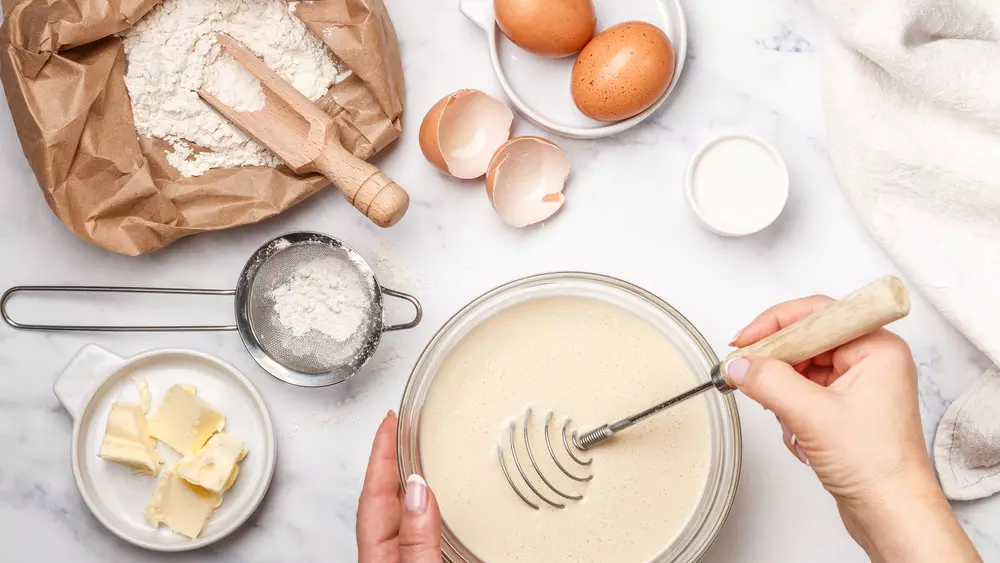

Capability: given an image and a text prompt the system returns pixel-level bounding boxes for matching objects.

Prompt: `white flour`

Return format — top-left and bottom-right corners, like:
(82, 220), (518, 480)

(122, 0), (351, 177)
(369, 240), (421, 290)
(269, 256), (369, 342)
(204, 55), (266, 112)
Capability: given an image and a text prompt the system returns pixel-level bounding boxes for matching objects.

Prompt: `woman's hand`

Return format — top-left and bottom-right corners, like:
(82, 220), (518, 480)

(729, 295), (980, 563)
(357, 411), (442, 563)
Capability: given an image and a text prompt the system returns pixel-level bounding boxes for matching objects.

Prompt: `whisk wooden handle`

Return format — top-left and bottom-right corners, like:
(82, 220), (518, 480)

(313, 143), (409, 228)
(574, 277), (911, 452)
(720, 276), (910, 387)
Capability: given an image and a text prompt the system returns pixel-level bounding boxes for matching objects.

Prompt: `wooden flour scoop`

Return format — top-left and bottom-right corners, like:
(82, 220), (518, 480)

(198, 33), (408, 228)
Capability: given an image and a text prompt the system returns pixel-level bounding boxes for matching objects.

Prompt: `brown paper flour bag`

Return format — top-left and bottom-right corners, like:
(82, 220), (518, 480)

(0, 0), (404, 255)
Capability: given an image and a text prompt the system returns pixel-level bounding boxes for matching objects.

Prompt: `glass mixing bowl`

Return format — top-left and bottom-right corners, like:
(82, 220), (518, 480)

(397, 272), (741, 562)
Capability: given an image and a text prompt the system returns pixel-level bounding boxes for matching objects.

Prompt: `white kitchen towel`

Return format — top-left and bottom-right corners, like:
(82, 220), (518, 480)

(935, 367), (1000, 500)
(812, 0), (1000, 500)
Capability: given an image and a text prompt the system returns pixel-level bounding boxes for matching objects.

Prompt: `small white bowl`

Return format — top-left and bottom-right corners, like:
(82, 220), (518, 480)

(684, 133), (789, 237)
(459, 0), (688, 139)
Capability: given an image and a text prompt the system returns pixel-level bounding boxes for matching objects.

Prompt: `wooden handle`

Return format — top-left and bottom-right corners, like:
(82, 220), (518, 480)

(721, 276), (910, 387)
(313, 141), (410, 228)
(350, 172), (410, 228)
(206, 33), (409, 228)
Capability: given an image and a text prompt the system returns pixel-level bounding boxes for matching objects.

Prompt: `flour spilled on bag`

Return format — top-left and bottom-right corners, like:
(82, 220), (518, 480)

(121, 0), (352, 177)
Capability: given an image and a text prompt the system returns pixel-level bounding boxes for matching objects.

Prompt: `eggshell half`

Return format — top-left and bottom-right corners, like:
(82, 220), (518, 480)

(419, 90), (514, 179)
(486, 137), (570, 227)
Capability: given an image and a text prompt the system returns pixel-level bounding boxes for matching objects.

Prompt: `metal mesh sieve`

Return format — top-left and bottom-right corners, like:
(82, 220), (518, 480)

(246, 241), (380, 375)
(1, 231), (422, 388)
(234, 232), (421, 387)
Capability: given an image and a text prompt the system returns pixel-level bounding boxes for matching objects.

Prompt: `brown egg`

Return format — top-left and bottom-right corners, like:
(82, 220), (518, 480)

(570, 21), (675, 122)
(494, 0), (596, 58)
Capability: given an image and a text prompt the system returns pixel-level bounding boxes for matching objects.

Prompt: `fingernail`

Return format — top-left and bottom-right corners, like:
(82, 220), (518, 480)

(779, 420), (792, 444)
(405, 474), (428, 514)
(791, 437), (809, 466)
(726, 358), (750, 386)
(728, 327), (745, 346)
(794, 444), (810, 466)
(385, 409), (395, 421)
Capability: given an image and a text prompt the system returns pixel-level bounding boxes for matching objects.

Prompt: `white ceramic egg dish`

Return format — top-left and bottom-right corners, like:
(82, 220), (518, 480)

(55, 345), (276, 552)
(459, 0), (688, 138)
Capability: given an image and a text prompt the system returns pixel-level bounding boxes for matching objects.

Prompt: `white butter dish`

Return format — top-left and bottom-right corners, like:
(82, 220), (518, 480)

(54, 345), (276, 552)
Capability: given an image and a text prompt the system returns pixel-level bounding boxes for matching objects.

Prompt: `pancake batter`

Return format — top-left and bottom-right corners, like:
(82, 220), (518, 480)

(419, 296), (712, 562)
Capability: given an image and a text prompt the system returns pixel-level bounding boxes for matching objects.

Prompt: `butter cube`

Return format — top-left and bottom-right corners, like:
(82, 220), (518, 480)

(145, 468), (221, 539)
(98, 402), (162, 475)
(222, 464), (240, 492)
(176, 433), (247, 495)
(133, 376), (152, 414)
(147, 385), (225, 455)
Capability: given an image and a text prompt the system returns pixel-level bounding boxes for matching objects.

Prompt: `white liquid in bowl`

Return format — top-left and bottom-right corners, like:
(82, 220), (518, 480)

(419, 296), (712, 562)
(686, 134), (789, 236)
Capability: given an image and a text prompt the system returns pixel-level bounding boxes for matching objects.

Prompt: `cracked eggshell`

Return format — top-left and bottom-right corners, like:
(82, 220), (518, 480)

(419, 90), (515, 180)
(486, 137), (570, 228)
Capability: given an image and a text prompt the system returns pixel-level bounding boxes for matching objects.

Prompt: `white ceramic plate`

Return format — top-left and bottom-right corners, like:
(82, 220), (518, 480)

(54, 345), (277, 552)
(459, 0), (688, 139)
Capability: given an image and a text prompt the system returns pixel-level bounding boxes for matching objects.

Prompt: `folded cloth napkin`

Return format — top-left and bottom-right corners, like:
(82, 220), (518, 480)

(935, 367), (1000, 500)
(812, 0), (1000, 500)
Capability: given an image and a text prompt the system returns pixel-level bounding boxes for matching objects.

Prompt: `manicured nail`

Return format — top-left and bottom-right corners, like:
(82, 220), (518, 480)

(385, 409), (395, 421)
(729, 327), (745, 346)
(795, 444), (809, 465)
(726, 358), (750, 386)
(790, 435), (809, 466)
(779, 420), (792, 444)
(405, 474), (428, 514)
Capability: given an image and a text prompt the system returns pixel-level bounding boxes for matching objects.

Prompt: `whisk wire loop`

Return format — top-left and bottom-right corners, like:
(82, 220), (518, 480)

(497, 407), (594, 510)
(548, 415), (593, 482)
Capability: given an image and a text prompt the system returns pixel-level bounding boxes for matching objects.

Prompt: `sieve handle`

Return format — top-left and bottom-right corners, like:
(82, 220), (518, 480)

(381, 287), (422, 332)
(1, 286), (239, 332)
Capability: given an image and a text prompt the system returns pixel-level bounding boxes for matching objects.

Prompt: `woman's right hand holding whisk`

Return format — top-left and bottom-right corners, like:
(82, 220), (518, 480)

(727, 295), (980, 563)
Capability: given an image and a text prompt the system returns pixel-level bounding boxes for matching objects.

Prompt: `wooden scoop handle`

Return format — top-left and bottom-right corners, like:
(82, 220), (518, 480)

(313, 139), (409, 228)
(205, 33), (409, 228)
(719, 276), (910, 387)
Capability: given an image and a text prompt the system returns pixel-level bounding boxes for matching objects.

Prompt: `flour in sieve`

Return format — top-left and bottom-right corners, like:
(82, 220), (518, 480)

(269, 256), (370, 344)
(121, 0), (352, 178)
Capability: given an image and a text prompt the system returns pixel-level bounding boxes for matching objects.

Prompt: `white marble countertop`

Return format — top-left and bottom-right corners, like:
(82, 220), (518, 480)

(1, 0), (998, 561)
